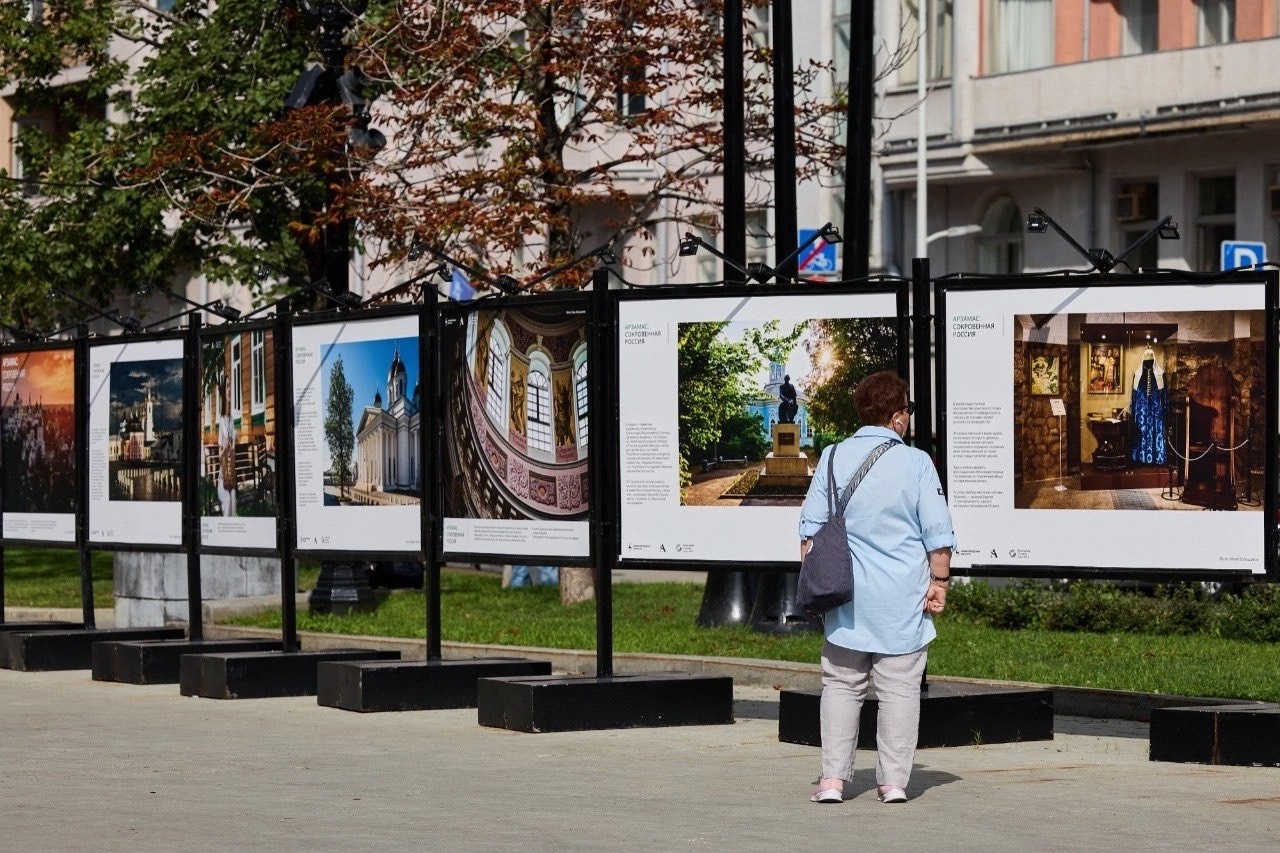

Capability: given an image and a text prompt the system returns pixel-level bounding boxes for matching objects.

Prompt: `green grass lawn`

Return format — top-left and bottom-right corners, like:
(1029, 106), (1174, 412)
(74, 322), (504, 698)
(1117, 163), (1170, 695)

(227, 570), (1280, 703)
(2, 549), (114, 608)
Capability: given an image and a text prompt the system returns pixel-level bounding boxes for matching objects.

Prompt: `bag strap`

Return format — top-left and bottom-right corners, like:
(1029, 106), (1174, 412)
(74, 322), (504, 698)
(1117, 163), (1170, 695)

(833, 439), (897, 516)
(825, 443), (839, 518)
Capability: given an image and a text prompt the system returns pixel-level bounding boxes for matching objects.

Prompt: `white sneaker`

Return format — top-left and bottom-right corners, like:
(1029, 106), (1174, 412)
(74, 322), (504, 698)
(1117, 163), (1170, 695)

(877, 785), (907, 803)
(810, 787), (843, 804)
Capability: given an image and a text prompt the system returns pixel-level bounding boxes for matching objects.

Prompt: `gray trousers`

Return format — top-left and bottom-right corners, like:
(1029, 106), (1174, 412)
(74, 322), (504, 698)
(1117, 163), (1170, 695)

(819, 640), (928, 787)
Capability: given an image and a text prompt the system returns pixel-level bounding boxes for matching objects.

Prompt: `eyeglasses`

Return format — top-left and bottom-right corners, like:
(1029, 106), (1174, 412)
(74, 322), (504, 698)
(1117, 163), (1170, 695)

(903, 401), (915, 415)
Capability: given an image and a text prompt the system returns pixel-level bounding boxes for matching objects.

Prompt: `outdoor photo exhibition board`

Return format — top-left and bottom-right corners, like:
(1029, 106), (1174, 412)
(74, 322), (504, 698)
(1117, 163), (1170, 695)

(292, 313), (423, 553)
(1, 345), (77, 543)
(198, 324), (278, 551)
(438, 297), (591, 561)
(616, 287), (902, 565)
(941, 276), (1274, 575)
(87, 337), (185, 546)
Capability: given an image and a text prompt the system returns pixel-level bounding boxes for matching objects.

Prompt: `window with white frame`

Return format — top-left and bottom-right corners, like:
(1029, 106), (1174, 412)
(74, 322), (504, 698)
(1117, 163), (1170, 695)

(485, 328), (508, 426)
(977, 197), (1024, 274)
(11, 118), (44, 198)
(525, 363), (552, 452)
(250, 330), (266, 418)
(230, 336), (243, 423)
(573, 345), (588, 450)
(1121, 0), (1159, 54)
(1198, 0), (1235, 45)
(899, 0), (954, 84)
(988, 0), (1054, 73)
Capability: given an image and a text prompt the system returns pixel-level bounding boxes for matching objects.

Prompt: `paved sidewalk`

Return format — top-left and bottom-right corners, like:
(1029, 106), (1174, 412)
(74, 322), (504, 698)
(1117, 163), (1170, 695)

(2, 668), (1278, 851)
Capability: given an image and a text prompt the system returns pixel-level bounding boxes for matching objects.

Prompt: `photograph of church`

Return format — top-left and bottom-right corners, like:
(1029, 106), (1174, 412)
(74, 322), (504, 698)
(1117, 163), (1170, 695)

(1, 347), (77, 515)
(107, 357), (183, 502)
(319, 336), (423, 507)
(1013, 309), (1266, 513)
(441, 303), (590, 523)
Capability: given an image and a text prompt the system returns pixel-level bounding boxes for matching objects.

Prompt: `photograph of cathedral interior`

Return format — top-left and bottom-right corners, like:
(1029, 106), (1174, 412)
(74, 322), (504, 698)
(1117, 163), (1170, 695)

(320, 336), (422, 507)
(1013, 309), (1266, 512)
(1, 347), (77, 515)
(441, 303), (589, 524)
(107, 357), (184, 502)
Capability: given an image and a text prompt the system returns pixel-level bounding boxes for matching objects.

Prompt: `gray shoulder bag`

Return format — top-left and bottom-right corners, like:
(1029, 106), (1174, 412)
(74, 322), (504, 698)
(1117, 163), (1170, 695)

(796, 440), (897, 614)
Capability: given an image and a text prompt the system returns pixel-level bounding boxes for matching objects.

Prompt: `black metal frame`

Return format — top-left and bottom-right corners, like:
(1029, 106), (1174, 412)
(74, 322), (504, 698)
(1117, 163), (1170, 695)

(933, 269), (1279, 583)
(433, 288), (596, 569)
(608, 277), (911, 572)
(286, 302), (428, 563)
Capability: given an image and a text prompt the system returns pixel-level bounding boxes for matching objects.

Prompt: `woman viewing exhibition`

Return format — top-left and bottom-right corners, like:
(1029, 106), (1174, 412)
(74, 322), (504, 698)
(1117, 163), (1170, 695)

(797, 370), (956, 804)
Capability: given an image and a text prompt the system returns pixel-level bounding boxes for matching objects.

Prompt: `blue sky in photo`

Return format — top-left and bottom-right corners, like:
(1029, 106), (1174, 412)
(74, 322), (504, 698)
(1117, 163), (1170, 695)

(319, 336), (422, 435)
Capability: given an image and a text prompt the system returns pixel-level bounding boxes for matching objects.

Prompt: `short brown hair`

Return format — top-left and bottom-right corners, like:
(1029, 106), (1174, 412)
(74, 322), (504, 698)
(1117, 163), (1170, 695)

(854, 370), (909, 427)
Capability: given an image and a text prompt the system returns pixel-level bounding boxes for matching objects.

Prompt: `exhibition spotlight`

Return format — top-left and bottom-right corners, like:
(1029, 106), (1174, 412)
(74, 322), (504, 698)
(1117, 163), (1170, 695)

(514, 244), (621, 292)
(256, 262), (363, 309)
(0, 319), (44, 343)
(137, 282), (242, 323)
(404, 241), (519, 295)
(1024, 207), (1116, 274)
(49, 288), (142, 334)
(1107, 215), (1182, 274)
(675, 232), (755, 280)
(765, 221), (844, 284)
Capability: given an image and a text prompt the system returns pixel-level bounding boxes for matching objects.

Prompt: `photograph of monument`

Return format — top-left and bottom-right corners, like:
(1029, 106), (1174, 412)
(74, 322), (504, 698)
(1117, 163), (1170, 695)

(1012, 309), (1266, 512)
(107, 357), (184, 502)
(677, 316), (897, 508)
(1, 347), (77, 515)
(319, 335), (422, 508)
(199, 328), (277, 518)
(441, 303), (590, 523)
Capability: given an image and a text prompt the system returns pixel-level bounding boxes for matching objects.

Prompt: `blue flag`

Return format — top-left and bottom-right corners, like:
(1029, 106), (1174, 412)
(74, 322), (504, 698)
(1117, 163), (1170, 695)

(449, 266), (476, 301)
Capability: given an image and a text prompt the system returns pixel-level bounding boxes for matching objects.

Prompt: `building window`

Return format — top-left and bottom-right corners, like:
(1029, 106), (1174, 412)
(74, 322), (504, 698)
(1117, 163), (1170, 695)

(526, 367), (552, 452)
(746, 210), (770, 267)
(155, 0), (175, 11)
(977, 197), (1023, 274)
(1115, 181), (1160, 272)
(900, 0), (954, 84)
(485, 338), (506, 425)
(250, 330), (266, 417)
(1121, 0), (1159, 54)
(574, 352), (589, 449)
(1196, 174), (1235, 271)
(230, 336), (243, 423)
(1198, 0), (1235, 46)
(11, 118), (45, 198)
(988, 0), (1054, 73)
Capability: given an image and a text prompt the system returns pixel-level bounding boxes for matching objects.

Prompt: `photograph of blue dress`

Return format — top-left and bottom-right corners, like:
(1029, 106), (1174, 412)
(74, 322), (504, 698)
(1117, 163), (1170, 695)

(1130, 354), (1166, 465)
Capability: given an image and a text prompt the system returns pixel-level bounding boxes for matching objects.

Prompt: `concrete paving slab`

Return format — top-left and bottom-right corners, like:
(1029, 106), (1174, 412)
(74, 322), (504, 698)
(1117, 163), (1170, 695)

(2, 668), (1278, 851)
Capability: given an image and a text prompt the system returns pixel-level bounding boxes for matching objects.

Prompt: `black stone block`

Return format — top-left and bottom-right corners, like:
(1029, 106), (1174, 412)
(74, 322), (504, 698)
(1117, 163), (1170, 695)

(2, 627), (186, 672)
(477, 672), (735, 733)
(317, 657), (553, 712)
(92, 639), (283, 685)
(0, 622), (82, 668)
(778, 682), (1055, 748)
(1150, 705), (1280, 766)
(179, 648), (401, 699)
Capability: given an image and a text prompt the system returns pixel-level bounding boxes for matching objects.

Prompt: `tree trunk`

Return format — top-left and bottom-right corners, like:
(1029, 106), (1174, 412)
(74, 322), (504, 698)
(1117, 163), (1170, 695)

(560, 566), (594, 605)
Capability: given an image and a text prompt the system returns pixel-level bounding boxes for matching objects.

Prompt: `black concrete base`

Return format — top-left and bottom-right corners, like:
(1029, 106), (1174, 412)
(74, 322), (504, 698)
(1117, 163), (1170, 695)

(778, 682), (1055, 748)
(1150, 705), (1280, 766)
(180, 648), (401, 699)
(0, 622), (83, 668)
(92, 639), (283, 685)
(317, 657), (553, 712)
(477, 672), (735, 733)
(1, 627), (186, 672)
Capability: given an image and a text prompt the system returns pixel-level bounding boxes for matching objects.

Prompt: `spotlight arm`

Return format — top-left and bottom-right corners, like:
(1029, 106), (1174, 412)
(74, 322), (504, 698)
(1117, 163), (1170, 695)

(139, 283), (242, 322)
(517, 244), (617, 292)
(364, 264), (448, 306)
(769, 222), (841, 284)
(1027, 208), (1107, 273)
(257, 262), (362, 310)
(1110, 215), (1179, 272)
(679, 233), (754, 280)
(50, 289), (143, 334)
(408, 243), (519, 295)
(0, 320), (46, 343)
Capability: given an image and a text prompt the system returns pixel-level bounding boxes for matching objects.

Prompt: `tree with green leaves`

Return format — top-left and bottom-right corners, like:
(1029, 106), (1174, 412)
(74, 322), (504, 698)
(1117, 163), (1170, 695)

(676, 321), (761, 479)
(802, 318), (899, 437)
(323, 354), (355, 501)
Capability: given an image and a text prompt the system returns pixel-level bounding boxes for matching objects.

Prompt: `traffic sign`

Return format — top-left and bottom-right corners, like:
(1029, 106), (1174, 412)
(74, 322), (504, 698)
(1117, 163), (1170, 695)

(798, 228), (838, 273)
(1220, 240), (1266, 270)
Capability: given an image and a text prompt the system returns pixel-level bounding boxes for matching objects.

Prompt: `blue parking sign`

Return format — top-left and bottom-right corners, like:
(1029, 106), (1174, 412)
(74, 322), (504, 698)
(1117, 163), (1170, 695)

(798, 229), (838, 273)
(1220, 240), (1266, 270)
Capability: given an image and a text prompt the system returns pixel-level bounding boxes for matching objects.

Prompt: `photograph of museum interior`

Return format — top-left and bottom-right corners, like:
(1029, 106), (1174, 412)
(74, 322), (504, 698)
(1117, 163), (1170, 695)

(442, 305), (590, 523)
(1013, 309), (1265, 512)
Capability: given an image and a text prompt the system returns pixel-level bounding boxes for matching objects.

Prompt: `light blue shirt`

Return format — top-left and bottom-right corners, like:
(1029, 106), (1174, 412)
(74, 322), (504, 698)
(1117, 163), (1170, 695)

(798, 426), (958, 655)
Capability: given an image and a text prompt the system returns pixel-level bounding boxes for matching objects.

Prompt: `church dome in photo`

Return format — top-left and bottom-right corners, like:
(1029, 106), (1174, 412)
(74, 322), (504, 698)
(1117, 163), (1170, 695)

(387, 349), (406, 384)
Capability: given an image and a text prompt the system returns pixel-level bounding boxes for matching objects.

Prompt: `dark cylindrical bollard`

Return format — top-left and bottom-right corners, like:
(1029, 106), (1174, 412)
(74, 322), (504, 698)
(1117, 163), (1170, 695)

(748, 572), (820, 635)
(696, 570), (754, 628)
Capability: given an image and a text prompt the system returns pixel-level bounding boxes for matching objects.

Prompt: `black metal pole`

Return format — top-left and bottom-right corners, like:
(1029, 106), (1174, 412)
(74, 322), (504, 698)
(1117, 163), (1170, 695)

(422, 290), (441, 662)
(842, 0), (873, 281)
(273, 311), (299, 651)
(723, 0), (746, 283)
(184, 314), (203, 640)
(772, 0), (798, 283)
(911, 258), (933, 457)
(591, 268), (613, 678)
(74, 328), (94, 629)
